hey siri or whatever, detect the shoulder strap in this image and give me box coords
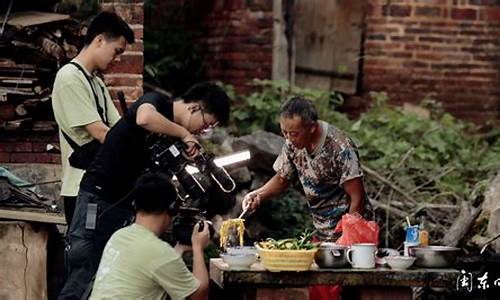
[61,129,80,150]
[68,62,108,125]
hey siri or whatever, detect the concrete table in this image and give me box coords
[210,258,460,300]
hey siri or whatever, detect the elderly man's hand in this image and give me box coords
[242,191,262,212]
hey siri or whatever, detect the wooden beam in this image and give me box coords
[0,208,66,224]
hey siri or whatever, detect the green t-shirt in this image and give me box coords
[51,60,120,196]
[90,224,200,300]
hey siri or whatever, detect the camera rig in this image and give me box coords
[146,134,236,244]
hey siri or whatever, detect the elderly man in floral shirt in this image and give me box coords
[243,96,373,241]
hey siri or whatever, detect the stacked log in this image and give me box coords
[0,10,84,131]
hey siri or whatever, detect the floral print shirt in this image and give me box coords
[273,121,372,240]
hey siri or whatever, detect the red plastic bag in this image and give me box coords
[334,213,379,246]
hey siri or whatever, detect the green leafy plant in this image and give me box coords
[228,79,347,136]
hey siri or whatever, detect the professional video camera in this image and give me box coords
[146,134,236,245]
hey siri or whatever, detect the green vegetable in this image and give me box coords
[258,229,318,250]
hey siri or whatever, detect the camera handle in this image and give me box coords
[180,140,201,161]
[197,220,205,232]
[209,168,236,193]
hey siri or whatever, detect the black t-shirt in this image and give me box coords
[80,92,173,204]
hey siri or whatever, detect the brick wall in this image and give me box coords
[170,0,499,124]
[101,0,144,107]
[358,0,500,123]
[187,0,274,94]
[0,0,144,164]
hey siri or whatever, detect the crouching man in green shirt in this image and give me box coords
[90,172,210,300]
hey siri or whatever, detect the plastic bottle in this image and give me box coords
[419,215,429,246]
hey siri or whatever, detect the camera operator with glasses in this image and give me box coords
[59,82,230,299]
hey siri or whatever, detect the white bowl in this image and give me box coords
[226,246,258,256]
[220,253,257,270]
[376,248,400,266]
[385,256,416,270]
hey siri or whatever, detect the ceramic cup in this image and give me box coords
[346,243,377,269]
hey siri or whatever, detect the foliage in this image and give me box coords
[351,92,500,205]
[228,79,348,136]
[55,0,99,18]
[253,189,313,240]
[144,0,205,95]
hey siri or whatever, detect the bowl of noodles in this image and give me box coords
[226,246,258,256]
[219,218,246,250]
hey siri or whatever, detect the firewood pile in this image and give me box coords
[0,10,85,131]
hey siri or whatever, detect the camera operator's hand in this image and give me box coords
[242,191,262,213]
[191,221,210,251]
[182,133,200,158]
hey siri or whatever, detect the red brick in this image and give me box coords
[483,8,500,21]
[367,34,386,41]
[366,3,377,17]
[418,36,450,43]
[365,41,402,51]
[0,142,32,152]
[366,25,401,35]
[127,40,144,52]
[106,54,144,74]
[10,153,52,163]
[402,60,430,69]
[103,74,143,88]
[0,152,9,162]
[416,53,445,60]
[382,5,412,17]
[415,0,448,4]
[405,27,430,34]
[405,43,431,51]
[224,0,244,11]
[247,0,273,11]
[451,8,477,20]
[32,142,50,153]
[469,0,500,5]
[432,46,459,52]
[133,27,143,40]
[415,6,442,17]
[391,35,416,42]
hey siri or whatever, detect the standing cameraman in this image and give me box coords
[59,82,230,299]
[90,172,210,300]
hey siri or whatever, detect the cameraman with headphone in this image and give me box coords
[60,82,230,299]
[90,172,210,300]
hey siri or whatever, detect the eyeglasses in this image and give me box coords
[200,109,219,130]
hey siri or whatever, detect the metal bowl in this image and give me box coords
[410,246,461,268]
[314,243,349,268]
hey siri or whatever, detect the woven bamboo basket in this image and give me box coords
[256,244,317,272]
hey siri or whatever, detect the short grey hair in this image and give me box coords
[280,96,318,124]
